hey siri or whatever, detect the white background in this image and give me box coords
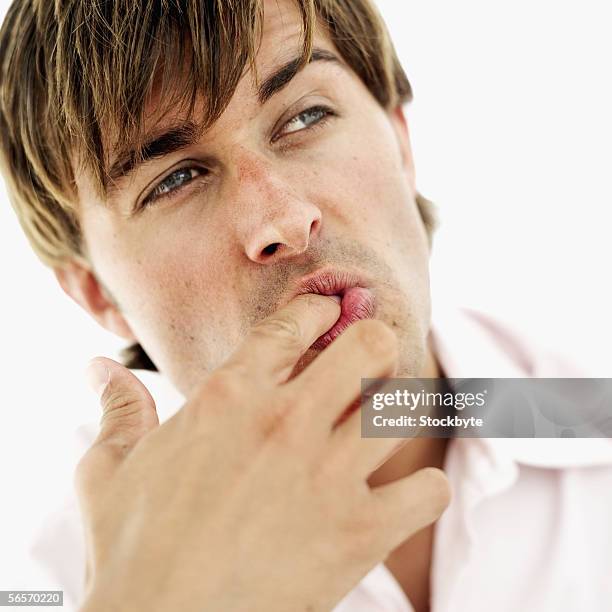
[1,0,611,602]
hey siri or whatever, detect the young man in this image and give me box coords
[1,1,610,611]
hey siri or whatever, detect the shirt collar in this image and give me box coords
[429,304,612,468]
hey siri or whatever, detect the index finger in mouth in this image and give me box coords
[223,293,341,384]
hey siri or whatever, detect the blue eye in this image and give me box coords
[142,166,205,207]
[276,105,334,140]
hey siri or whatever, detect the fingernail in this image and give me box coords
[328,295,342,304]
[86,360,110,398]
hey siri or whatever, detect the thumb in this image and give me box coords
[86,356,159,452]
[77,357,159,582]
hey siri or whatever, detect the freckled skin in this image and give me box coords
[75,0,433,398]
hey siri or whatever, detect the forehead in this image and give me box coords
[261,0,310,50]
[143,0,333,130]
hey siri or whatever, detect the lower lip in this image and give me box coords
[311,287,376,350]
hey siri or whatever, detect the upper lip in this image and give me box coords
[292,267,370,299]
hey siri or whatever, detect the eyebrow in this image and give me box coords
[258,48,341,104]
[104,47,342,194]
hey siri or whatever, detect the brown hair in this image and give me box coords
[0,0,437,370]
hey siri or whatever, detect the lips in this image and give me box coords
[294,269,376,350]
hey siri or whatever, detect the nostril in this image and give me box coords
[262,242,280,257]
[310,218,320,237]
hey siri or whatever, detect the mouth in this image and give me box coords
[293,268,376,350]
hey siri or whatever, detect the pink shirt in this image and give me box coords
[31,306,612,611]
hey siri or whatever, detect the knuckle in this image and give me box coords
[257,394,297,440]
[260,410,292,441]
[202,369,242,400]
[187,369,243,422]
[309,457,338,492]
[254,315,302,347]
[299,293,331,310]
[99,399,147,444]
[101,386,142,419]
[341,507,384,557]
[421,467,452,512]
[219,359,249,381]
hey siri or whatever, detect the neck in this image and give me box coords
[367,333,448,488]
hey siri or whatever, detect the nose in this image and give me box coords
[246,215,322,262]
[231,152,322,264]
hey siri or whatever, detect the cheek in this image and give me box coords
[85,214,245,373]
[310,125,424,253]
[88,203,226,310]
[119,246,240,337]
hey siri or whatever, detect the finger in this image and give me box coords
[290,319,398,436]
[76,357,159,511]
[334,422,413,480]
[88,357,159,447]
[372,467,451,549]
[224,293,341,384]
[82,356,158,476]
[328,386,413,478]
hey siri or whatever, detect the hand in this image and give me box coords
[77,294,450,612]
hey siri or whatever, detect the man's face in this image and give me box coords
[74,0,432,397]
